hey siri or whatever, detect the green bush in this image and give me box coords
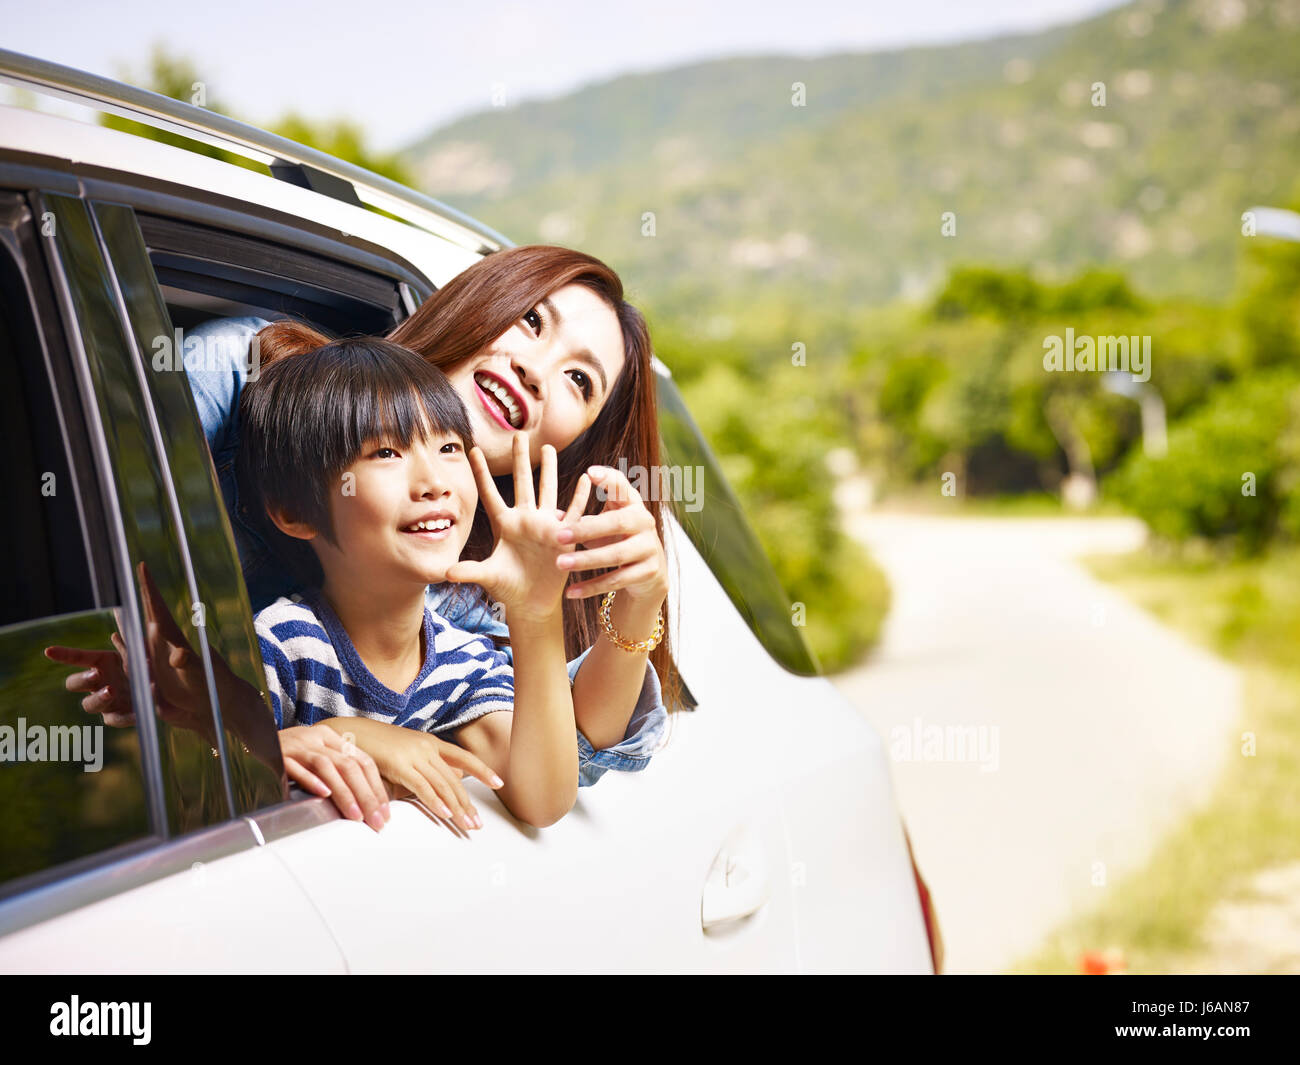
[1108,371,1300,553]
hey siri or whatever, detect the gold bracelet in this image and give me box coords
[599,590,664,653]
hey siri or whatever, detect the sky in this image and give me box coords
[1,0,1128,151]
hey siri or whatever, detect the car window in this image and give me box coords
[37,192,268,833]
[656,369,820,676]
[0,194,152,892]
[93,201,286,815]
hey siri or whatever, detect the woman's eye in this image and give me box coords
[374,447,398,459]
[568,368,593,400]
[440,441,463,454]
[523,308,542,335]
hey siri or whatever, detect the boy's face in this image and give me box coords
[313,426,478,589]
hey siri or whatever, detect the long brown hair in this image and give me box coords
[262,246,679,709]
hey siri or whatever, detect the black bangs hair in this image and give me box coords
[237,338,474,576]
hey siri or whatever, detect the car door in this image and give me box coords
[0,189,343,972]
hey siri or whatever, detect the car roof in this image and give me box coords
[3,103,493,289]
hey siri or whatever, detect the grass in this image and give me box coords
[1014,545,1300,973]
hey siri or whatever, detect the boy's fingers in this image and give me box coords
[308,757,365,824]
[443,747,505,789]
[331,754,389,828]
[283,756,331,798]
[512,433,535,508]
[407,770,456,823]
[429,761,478,826]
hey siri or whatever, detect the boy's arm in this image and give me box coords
[444,437,583,827]
[317,716,501,832]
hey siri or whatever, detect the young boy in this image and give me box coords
[239,336,589,829]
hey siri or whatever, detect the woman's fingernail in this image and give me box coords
[382,802,392,817]
[348,804,363,820]
[556,529,574,543]
[587,466,606,477]
[439,804,452,818]
[491,775,504,788]
[557,555,574,568]
[368,809,386,829]
[566,588,582,599]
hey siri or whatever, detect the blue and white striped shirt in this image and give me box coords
[255,592,514,733]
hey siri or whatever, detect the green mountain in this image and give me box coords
[404,0,1300,314]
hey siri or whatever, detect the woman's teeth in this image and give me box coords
[475,373,524,428]
[405,519,452,532]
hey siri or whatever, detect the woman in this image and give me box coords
[68,246,677,831]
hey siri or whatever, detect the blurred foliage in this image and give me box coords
[1109,370,1300,552]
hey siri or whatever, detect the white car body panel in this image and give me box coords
[0,837,346,973]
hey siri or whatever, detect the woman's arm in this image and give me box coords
[556,464,670,751]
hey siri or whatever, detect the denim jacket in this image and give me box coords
[184,316,666,787]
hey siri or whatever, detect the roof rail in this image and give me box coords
[0,48,512,254]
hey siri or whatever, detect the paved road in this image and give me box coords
[830,512,1242,974]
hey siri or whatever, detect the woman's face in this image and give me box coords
[444,283,626,476]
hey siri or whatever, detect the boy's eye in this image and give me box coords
[440,441,463,454]
[568,368,592,400]
[523,308,542,335]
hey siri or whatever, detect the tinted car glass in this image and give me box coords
[0,196,152,890]
[40,192,237,832]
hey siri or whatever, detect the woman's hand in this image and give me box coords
[279,723,391,831]
[446,434,592,625]
[555,464,669,608]
[320,718,504,833]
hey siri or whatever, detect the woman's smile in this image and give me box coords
[472,369,528,430]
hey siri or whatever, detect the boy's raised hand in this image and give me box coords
[446,434,590,624]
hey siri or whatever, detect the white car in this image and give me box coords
[0,49,938,974]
